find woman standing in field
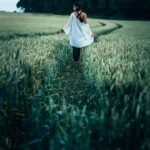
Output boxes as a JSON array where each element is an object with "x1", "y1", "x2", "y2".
[{"x1": 59, "y1": 1, "x2": 94, "y2": 63}]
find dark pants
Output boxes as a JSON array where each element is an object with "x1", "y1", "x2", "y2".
[{"x1": 72, "y1": 46, "x2": 81, "y2": 62}]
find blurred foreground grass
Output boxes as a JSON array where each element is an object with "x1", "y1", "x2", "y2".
[{"x1": 0, "y1": 12, "x2": 150, "y2": 150}]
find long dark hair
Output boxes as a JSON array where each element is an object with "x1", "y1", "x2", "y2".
[{"x1": 73, "y1": 1, "x2": 83, "y2": 11}]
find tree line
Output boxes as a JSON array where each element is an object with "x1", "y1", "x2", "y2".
[{"x1": 17, "y1": 0, "x2": 150, "y2": 19}]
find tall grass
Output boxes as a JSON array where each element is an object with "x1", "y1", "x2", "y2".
[
  {"x1": 0, "y1": 13, "x2": 150, "y2": 149},
  {"x1": 80, "y1": 20, "x2": 150, "y2": 149}
]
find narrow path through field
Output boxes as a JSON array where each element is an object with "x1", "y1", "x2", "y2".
[
  {"x1": 53, "y1": 21, "x2": 122, "y2": 107},
  {"x1": 0, "y1": 21, "x2": 121, "y2": 41},
  {"x1": 0, "y1": 21, "x2": 123, "y2": 149}
]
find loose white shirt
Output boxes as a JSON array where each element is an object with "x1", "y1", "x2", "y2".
[{"x1": 63, "y1": 12, "x2": 94, "y2": 48}]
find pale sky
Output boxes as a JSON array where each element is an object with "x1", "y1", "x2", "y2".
[{"x1": 0, "y1": 0, "x2": 20, "y2": 12}]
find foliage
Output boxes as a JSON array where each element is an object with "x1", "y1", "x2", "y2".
[{"x1": 16, "y1": 0, "x2": 150, "y2": 19}]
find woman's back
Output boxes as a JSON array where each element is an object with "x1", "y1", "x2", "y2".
[
  {"x1": 62, "y1": 12, "x2": 94, "y2": 48},
  {"x1": 73, "y1": 11, "x2": 87, "y2": 24}
]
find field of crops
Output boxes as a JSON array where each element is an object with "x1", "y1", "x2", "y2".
[{"x1": 0, "y1": 12, "x2": 150, "y2": 150}]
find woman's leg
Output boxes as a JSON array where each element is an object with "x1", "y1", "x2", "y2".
[
  {"x1": 73, "y1": 46, "x2": 81, "y2": 62},
  {"x1": 73, "y1": 46, "x2": 77, "y2": 61},
  {"x1": 76, "y1": 48, "x2": 80, "y2": 61}
]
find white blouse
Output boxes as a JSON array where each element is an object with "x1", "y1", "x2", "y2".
[{"x1": 63, "y1": 12, "x2": 94, "y2": 48}]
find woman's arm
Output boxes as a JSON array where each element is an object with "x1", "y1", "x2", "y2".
[
  {"x1": 82, "y1": 13, "x2": 95, "y2": 37},
  {"x1": 56, "y1": 13, "x2": 72, "y2": 34},
  {"x1": 62, "y1": 13, "x2": 72, "y2": 35}
]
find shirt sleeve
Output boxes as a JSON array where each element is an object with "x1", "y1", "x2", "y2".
[
  {"x1": 79, "y1": 23, "x2": 93, "y2": 40},
  {"x1": 83, "y1": 23, "x2": 93, "y2": 35},
  {"x1": 63, "y1": 13, "x2": 72, "y2": 35}
]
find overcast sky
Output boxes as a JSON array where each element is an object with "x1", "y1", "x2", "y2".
[{"x1": 0, "y1": 0, "x2": 20, "y2": 12}]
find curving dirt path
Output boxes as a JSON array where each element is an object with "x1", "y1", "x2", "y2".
[
  {"x1": 52, "y1": 21, "x2": 122, "y2": 107},
  {"x1": 1, "y1": 21, "x2": 122, "y2": 149}
]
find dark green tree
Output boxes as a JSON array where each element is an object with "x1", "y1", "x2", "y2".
[{"x1": 17, "y1": 0, "x2": 150, "y2": 19}]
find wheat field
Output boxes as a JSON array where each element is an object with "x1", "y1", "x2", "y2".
[{"x1": 0, "y1": 12, "x2": 150, "y2": 150}]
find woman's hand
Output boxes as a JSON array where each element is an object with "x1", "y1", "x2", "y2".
[
  {"x1": 60, "y1": 29, "x2": 64, "y2": 33},
  {"x1": 91, "y1": 32, "x2": 95, "y2": 37},
  {"x1": 56, "y1": 29, "x2": 64, "y2": 34}
]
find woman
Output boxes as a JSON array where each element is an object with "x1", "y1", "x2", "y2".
[{"x1": 59, "y1": 1, "x2": 94, "y2": 63}]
